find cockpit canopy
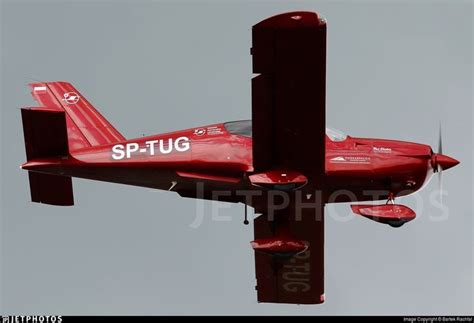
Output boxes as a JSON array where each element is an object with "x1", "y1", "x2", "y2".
[
  {"x1": 223, "y1": 120, "x2": 252, "y2": 137},
  {"x1": 223, "y1": 120, "x2": 347, "y2": 142},
  {"x1": 325, "y1": 127, "x2": 347, "y2": 142}
]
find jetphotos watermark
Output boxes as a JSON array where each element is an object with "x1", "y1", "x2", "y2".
[
  {"x1": 189, "y1": 184, "x2": 450, "y2": 228},
  {"x1": 403, "y1": 317, "x2": 473, "y2": 323},
  {"x1": 1, "y1": 316, "x2": 62, "y2": 323}
]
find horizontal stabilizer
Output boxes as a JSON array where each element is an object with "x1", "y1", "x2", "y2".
[
  {"x1": 21, "y1": 108, "x2": 68, "y2": 160},
  {"x1": 22, "y1": 108, "x2": 74, "y2": 206},
  {"x1": 28, "y1": 172, "x2": 74, "y2": 206}
]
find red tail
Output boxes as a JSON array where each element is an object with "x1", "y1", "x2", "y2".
[
  {"x1": 29, "y1": 81, "x2": 125, "y2": 151},
  {"x1": 21, "y1": 81, "x2": 125, "y2": 205}
]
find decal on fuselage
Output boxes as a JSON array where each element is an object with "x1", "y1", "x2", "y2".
[
  {"x1": 329, "y1": 156, "x2": 371, "y2": 164},
  {"x1": 206, "y1": 126, "x2": 224, "y2": 135},
  {"x1": 194, "y1": 128, "x2": 206, "y2": 136},
  {"x1": 193, "y1": 126, "x2": 224, "y2": 137},
  {"x1": 111, "y1": 136, "x2": 190, "y2": 160},
  {"x1": 373, "y1": 146, "x2": 392, "y2": 153}
]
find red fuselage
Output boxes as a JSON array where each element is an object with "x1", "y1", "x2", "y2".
[{"x1": 22, "y1": 120, "x2": 458, "y2": 204}]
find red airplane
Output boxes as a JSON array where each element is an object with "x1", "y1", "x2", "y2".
[{"x1": 20, "y1": 11, "x2": 459, "y2": 305}]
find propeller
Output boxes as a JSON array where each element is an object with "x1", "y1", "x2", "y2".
[
  {"x1": 437, "y1": 123, "x2": 443, "y2": 204},
  {"x1": 431, "y1": 123, "x2": 459, "y2": 205},
  {"x1": 437, "y1": 122, "x2": 443, "y2": 156}
]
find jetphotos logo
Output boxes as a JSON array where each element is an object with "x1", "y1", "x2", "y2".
[
  {"x1": 2, "y1": 316, "x2": 62, "y2": 323},
  {"x1": 330, "y1": 156, "x2": 371, "y2": 164}
]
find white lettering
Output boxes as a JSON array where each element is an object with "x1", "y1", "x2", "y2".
[
  {"x1": 112, "y1": 144, "x2": 125, "y2": 160},
  {"x1": 175, "y1": 136, "x2": 190, "y2": 152},
  {"x1": 126, "y1": 143, "x2": 139, "y2": 158},
  {"x1": 112, "y1": 137, "x2": 190, "y2": 160},
  {"x1": 159, "y1": 138, "x2": 173, "y2": 154},
  {"x1": 146, "y1": 139, "x2": 159, "y2": 155}
]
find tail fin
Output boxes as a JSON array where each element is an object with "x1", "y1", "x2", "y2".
[
  {"x1": 21, "y1": 108, "x2": 74, "y2": 205},
  {"x1": 29, "y1": 81, "x2": 125, "y2": 151}
]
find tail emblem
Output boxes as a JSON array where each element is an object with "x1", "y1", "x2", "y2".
[{"x1": 62, "y1": 92, "x2": 80, "y2": 104}]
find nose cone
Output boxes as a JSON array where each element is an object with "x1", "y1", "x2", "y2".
[{"x1": 435, "y1": 154, "x2": 460, "y2": 171}]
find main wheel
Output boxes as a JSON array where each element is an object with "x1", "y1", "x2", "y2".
[{"x1": 388, "y1": 220, "x2": 405, "y2": 228}]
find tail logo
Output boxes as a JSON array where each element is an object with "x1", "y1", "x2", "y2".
[{"x1": 62, "y1": 92, "x2": 80, "y2": 104}]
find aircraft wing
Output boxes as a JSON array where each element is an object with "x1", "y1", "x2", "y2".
[
  {"x1": 250, "y1": 12, "x2": 327, "y2": 304},
  {"x1": 253, "y1": 198, "x2": 325, "y2": 304},
  {"x1": 251, "y1": 11, "x2": 326, "y2": 180}
]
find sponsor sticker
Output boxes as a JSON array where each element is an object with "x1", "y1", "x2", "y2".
[
  {"x1": 330, "y1": 156, "x2": 371, "y2": 164},
  {"x1": 373, "y1": 147, "x2": 392, "y2": 153}
]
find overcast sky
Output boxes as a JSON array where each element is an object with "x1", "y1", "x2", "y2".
[{"x1": 1, "y1": 0, "x2": 472, "y2": 315}]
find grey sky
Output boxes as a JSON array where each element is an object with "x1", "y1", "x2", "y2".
[{"x1": 1, "y1": 0, "x2": 472, "y2": 315}]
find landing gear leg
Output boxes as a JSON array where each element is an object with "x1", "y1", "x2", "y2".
[
  {"x1": 243, "y1": 204, "x2": 249, "y2": 225},
  {"x1": 386, "y1": 192, "x2": 395, "y2": 205},
  {"x1": 385, "y1": 192, "x2": 404, "y2": 228}
]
